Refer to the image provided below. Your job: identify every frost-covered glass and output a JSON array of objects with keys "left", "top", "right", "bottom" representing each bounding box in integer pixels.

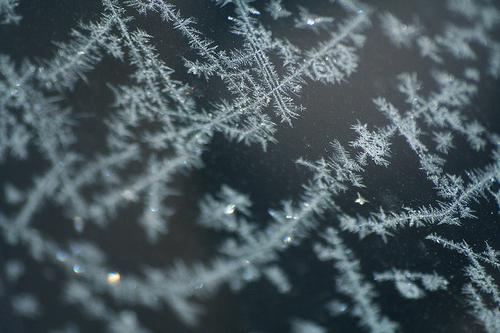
[{"left": 0, "top": 0, "right": 499, "bottom": 332}]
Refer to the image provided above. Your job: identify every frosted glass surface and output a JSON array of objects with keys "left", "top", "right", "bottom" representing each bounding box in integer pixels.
[{"left": 0, "top": 1, "right": 499, "bottom": 332}]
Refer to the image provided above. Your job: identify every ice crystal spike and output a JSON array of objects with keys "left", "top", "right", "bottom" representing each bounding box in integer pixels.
[
  {"left": 427, "top": 235, "right": 500, "bottom": 333},
  {"left": 314, "top": 227, "right": 399, "bottom": 333}
]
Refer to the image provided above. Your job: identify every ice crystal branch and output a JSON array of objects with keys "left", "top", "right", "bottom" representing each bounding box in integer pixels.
[
  {"left": 374, "top": 269, "right": 448, "bottom": 299},
  {"left": 379, "top": 12, "right": 421, "bottom": 48},
  {"left": 38, "top": 12, "right": 122, "bottom": 91},
  {"left": 314, "top": 227, "right": 398, "bottom": 333},
  {"left": 350, "top": 121, "right": 392, "bottom": 167},
  {"left": 265, "top": 0, "right": 291, "bottom": 20},
  {"left": 130, "top": 181, "right": 333, "bottom": 324},
  {"left": 294, "top": 7, "right": 334, "bottom": 33},
  {"left": 380, "top": 0, "right": 500, "bottom": 77},
  {"left": 96, "top": 142, "right": 373, "bottom": 325},
  {"left": 340, "top": 161, "right": 499, "bottom": 239},
  {"left": 131, "top": 0, "right": 369, "bottom": 125},
  {"left": 427, "top": 235, "right": 500, "bottom": 332},
  {"left": 337, "top": 66, "right": 498, "bottom": 241}
]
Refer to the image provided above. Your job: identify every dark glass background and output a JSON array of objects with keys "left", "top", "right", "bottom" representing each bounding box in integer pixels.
[{"left": 0, "top": 1, "right": 499, "bottom": 332}]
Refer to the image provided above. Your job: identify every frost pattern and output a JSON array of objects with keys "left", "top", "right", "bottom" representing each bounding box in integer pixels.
[
  {"left": 381, "top": 0, "right": 500, "bottom": 77},
  {"left": 314, "top": 227, "right": 399, "bottom": 333},
  {"left": 0, "top": 0, "right": 499, "bottom": 332},
  {"left": 0, "top": 0, "right": 19, "bottom": 24},
  {"left": 374, "top": 269, "right": 448, "bottom": 299},
  {"left": 427, "top": 235, "right": 500, "bottom": 333}
]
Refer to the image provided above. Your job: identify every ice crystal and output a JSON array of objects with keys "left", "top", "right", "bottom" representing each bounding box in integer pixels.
[
  {"left": 314, "top": 227, "right": 399, "bottom": 333},
  {"left": 374, "top": 269, "right": 448, "bottom": 299}
]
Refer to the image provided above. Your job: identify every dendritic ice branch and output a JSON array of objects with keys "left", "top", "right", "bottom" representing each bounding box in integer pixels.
[
  {"left": 125, "top": 180, "right": 333, "bottom": 324},
  {"left": 0, "top": 1, "right": 366, "bottom": 329},
  {"left": 54, "top": 0, "right": 370, "bottom": 241},
  {"left": 380, "top": 0, "right": 500, "bottom": 77},
  {"left": 294, "top": 6, "right": 334, "bottom": 33},
  {"left": 337, "top": 69, "right": 499, "bottom": 240},
  {"left": 339, "top": 160, "right": 500, "bottom": 239},
  {"left": 130, "top": 0, "right": 370, "bottom": 125},
  {"left": 265, "top": 0, "right": 291, "bottom": 20},
  {"left": 314, "top": 227, "right": 398, "bottom": 333},
  {"left": 379, "top": 12, "right": 421, "bottom": 48},
  {"left": 94, "top": 139, "right": 378, "bottom": 325},
  {"left": 374, "top": 269, "right": 448, "bottom": 299},
  {"left": 427, "top": 235, "right": 500, "bottom": 333}
]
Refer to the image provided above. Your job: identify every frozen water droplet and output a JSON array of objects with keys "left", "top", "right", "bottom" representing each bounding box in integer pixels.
[
  {"left": 107, "top": 272, "right": 121, "bottom": 285},
  {"left": 249, "top": 8, "right": 261, "bottom": 15},
  {"left": 282, "top": 235, "right": 293, "bottom": 244},
  {"left": 224, "top": 204, "right": 236, "bottom": 215}
]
